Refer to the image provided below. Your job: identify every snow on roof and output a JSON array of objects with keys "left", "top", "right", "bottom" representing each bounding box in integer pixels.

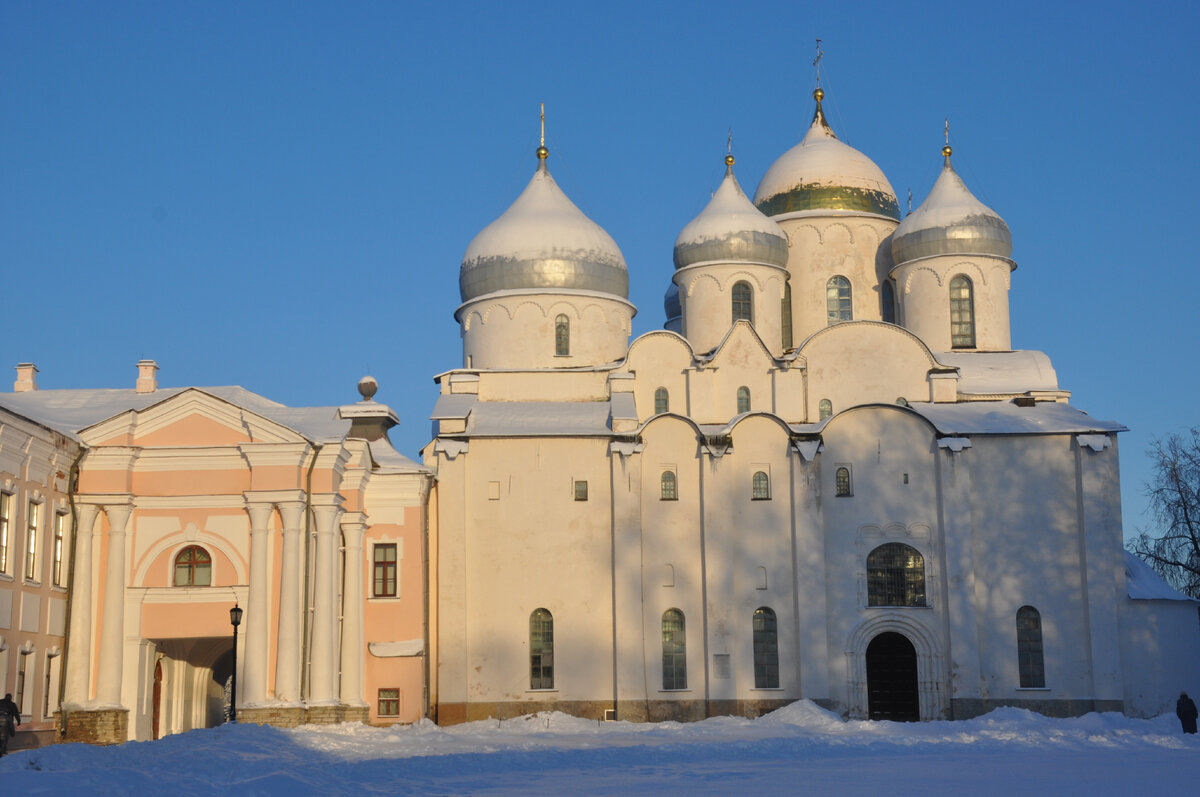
[
  {"left": 936, "top": 350, "right": 1059, "bottom": 394},
  {"left": 908, "top": 401, "right": 1126, "bottom": 435},
  {"left": 367, "top": 439, "right": 427, "bottom": 473},
  {"left": 610, "top": 392, "right": 637, "bottom": 421},
  {"left": 674, "top": 164, "right": 788, "bottom": 268},
  {"left": 0, "top": 386, "right": 348, "bottom": 443},
  {"left": 892, "top": 157, "right": 1012, "bottom": 264},
  {"left": 464, "top": 401, "right": 612, "bottom": 437},
  {"left": 1125, "top": 551, "right": 1196, "bottom": 601},
  {"left": 431, "top": 393, "right": 479, "bottom": 420}
]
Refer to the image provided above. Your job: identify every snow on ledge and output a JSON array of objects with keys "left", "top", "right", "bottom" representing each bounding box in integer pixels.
[{"left": 369, "top": 639, "right": 425, "bottom": 657}]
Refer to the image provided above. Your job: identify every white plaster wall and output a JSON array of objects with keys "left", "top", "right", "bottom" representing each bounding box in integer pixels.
[
  {"left": 460, "top": 293, "right": 633, "bottom": 370},
  {"left": 800, "top": 323, "right": 936, "bottom": 419},
  {"left": 675, "top": 264, "right": 787, "bottom": 357},
  {"left": 1119, "top": 599, "right": 1200, "bottom": 717},
  {"left": 623, "top": 333, "right": 694, "bottom": 423},
  {"left": 895, "top": 256, "right": 1012, "bottom": 351},
  {"left": 778, "top": 216, "right": 898, "bottom": 344}
]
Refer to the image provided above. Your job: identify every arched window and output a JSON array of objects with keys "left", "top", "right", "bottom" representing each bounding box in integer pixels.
[
  {"left": 662, "top": 609, "right": 687, "bottom": 689},
  {"left": 949, "top": 276, "right": 975, "bottom": 348},
  {"left": 732, "top": 281, "right": 753, "bottom": 324},
  {"left": 555, "top": 314, "right": 570, "bottom": 356},
  {"left": 819, "top": 399, "right": 833, "bottom": 421},
  {"left": 660, "top": 471, "right": 678, "bottom": 501},
  {"left": 866, "top": 543, "right": 926, "bottom": 607},
  {"left": 530, "top": 608, "right": 554, "bottom": 689},
  {"left": 654, "top": 387, "right": 669, "bottom": 415},
  {"left": 736, "top": 386, "right": 751, "bottom": 414},
  {"left": 781, "top": 282, "right": 793, "bottom": 349},
  {"left": 881, "top": 280, "right": 896, "bottom": 324},
  {"left": 752, "top": 471, "right": 770, "bottom": 500},
  {"left": 1016, "top": 606, "right": 1045, "bottom": 688},
  {"left": 174, "top": 545, "right": 212, "bottom": 587},
  {"left": 753, "top": 607, "right": 779, "bottom": 688},
  {"left": 826, "top": 276, "right": 852, "bottom": 324},
  {"left": 835, "top": 466, "right": 851, "bottom": 496}
]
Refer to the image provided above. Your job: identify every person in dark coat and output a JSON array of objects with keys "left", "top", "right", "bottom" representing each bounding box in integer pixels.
[
  {"left": 0, "top": 693, "right": 19, "bottom": 755},
  {"left": 1178, "top": 691, "right": 1198, "bottom": 734}
]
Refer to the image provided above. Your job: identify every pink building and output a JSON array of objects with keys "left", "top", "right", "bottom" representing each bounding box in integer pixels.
[{"left": 0, "top": 362, "right": 430, "bottom": 745}]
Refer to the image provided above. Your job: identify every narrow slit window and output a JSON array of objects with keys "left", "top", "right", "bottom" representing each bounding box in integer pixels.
[
  {"left": 0, "top": 493, "right": 10, "bottom": 573},
  {"left": 662, "top": 609, "right": 687, "bottom": 690},
  {"left": 781, "top": 282, "right": 793, "bottom": 349},
  {"left": 25, "top": 500, "right": 39, "bottom": 580},
  {"left": 753, "top": 607, "right": 779, "bottom": 688},
  {"left": 732, "top": 281, "right": 753, "bottom": 324},
  {"left": 530, "top": 608, "right": 554, "bottom": 689},
  {"left": 1017, "top": 606, "right": 1045, "bottom": 688},
  {"left": 52, "top": 512, "right": 66, "bottom": 586},
  {"left": 881, "top": 280, "right": 896, "bottom": 324},
  {"left": 949, "top": 275, "right": 976, "bottom": 348},
  {"left": 555, "top": 314, "right": 570, "bottom": 356}
]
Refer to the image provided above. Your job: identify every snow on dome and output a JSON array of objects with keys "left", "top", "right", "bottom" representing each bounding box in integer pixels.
[
  {"left": 460, "top": 159, "right": 628, "bottom": 303},
  {"left": 753, "top": 92, "right": 899, "bottom": 220},
  {"left": 674, "top": 157, "right": 789, "bottom": 270},
  {"left": 892, "top": 148, "right": 1012, "bottom": 265}
]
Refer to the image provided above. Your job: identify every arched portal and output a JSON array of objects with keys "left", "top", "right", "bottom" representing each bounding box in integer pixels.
[{"left": 866, "top": 632, "right": 919, "bottom": 721}]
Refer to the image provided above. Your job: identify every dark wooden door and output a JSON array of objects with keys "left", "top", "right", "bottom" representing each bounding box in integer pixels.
[{"left": 866, "top": 632, "right": 919, "bottom": 721}]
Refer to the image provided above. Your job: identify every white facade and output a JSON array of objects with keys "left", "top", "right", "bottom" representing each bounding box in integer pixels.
[{"left": 424, "top": 91, "right": 1198, "bottom": 724}]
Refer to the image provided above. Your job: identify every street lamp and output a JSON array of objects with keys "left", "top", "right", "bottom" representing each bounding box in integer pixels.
[{"left": 229, "top": 603, "right": 243, "bottom": 723}]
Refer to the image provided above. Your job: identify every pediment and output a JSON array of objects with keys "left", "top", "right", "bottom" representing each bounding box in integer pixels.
[
  {"left": 82, "top": 389, "right": 307, "bottom": 447},
  {"left": 707, "top": 321, "right": 776, "bottom": 369}
]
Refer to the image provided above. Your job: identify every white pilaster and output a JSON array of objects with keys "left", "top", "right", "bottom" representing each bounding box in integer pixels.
[
  {"left": 96, "top": 502, "right": 132, "bottom": 707},
  {"left": 63, "top": 502, "right": 100, "bottom": 705},
  {"left": 309, "top": 497, "right": 342, "bottom": 703},
  {"left": 243, "top": 501, "right": 275, "bottom": 704},
  {"left": 274, "top": 500, "right": 306, "bottom": 703},
  {"left": 339, "top": 514, "right": 367, "bottom": 707}
]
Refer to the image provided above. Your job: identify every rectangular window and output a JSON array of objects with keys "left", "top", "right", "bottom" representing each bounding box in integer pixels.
[
  {"left": 377, "top": 688, "right": 400, "bottom": 717},
  {"left": 574, "top": 480, "right": 588, "bottom": 501},
  {"left": 16, "top": 652, "right": 29, "bottom": 714},
  {"left": 43, "top": 656, "right": 53, "bottom": 718},
  {"left": 373, "top": 544, "right": 397, "bottom": 598},
  {"left": 25, "top": 500, "right": 39, "bottom": 581},
  {"left": 53, "top": 512, "right": 66, "bottom": 586},
  {"left": 0, "top": 493, "right": 10, "bottom": 573}
]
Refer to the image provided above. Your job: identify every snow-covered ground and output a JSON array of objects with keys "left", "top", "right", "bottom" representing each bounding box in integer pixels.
[{"left": 2, "top": 702, "right": 1197, "bottom": 795}]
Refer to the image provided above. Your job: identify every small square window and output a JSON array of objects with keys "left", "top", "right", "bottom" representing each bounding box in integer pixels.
[
  {"left": 378, "top": 688, "right": 400, "bottom": 717},
  {"left": 574, "top": 480, "right": 588, "bottom": 501}
]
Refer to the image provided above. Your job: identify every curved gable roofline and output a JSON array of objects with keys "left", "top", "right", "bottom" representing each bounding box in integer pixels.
[
  {"left": 724, "top": 410, "right": 796, "bottom": 437},
  {"left": 819, "top": 402, "right": 940, "bottom": 435},
  {"left": 794, "top": 320, "right": 942, "bottom": 369},
  {"left": 625, "top": 328, "right": 697, "bottom": 361},
  {"left": 703, "top": 319, "right": 780, "bottom": 365},
  {"left": 638, "top": 411, "right": 706, "bottom": 437},
  {"left": 639, "top": 409, "right": 798, "bottom": 440}
]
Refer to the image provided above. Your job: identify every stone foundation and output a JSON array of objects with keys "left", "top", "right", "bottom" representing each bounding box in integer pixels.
[
  {"left": 950, "top": 697, "right": 1125, "bottom": 719},
  {"left": 56, "top": 708, "right": 129, "bottom": 745},
  {"left": 236, "top": 704, "right": 369, "bottom": 729},
  {"left": 438, "top": 697, "right": 804, "bottom": 725}
]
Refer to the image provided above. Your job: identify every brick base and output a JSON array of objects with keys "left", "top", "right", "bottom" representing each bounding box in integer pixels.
[
  {"left": 56, "top": 708, "right": 129, "bottom": 745},
  {"left": 236, "top": 704, "right": 368, "bottom": 729}
]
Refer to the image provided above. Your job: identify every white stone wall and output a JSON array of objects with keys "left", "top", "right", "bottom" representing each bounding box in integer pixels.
[{"left": 894, "top": 255, "right": 1013, "bottom": 351}]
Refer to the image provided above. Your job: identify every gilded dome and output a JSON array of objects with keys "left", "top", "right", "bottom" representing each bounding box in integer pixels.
[
  {"left": 753, "top": 91, "right": 899, "bottom": 220},
  {"left": 674, "top": 156, "right": 789, "bottom": 270},
  {"left": 892, "top": 147, "right": 1012, "bottom": 265},
  {"left": 460, "top": 156, "right": 628, "bottom": 303}
]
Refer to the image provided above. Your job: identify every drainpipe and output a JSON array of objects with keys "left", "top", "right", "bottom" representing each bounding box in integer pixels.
[
  {"left": 421, "top": 473, "right": 433, "bottom": 720},
  {"left": 300, "top": 443, "right": 321, "bottom": 702},
  {"left": 56, "top": 443, "right": 87, "bottom": 738}
]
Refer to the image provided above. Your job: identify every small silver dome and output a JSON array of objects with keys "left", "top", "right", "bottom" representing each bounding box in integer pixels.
[
  {"left": 892, "top": 148, "right": 1012, "bottom": 265},
  {"left": 674, "top": 157, "right": 789, "bottom": 270},
  {"left": 460, "top": 157, "right": 628, "bottom": 303},
  {"left": 754, "top": 90, "right": 899, "bottom": 221}
]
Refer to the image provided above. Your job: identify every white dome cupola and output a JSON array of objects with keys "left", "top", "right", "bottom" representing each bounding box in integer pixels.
[
  {"left": 891, "top": 143, "right": 1016, "bottom": 351},
  {"left": 672, "top": 154, "right": 790, "bottom": 356},
  {"left": 456, "top": 133, "right": 636, "bottom": 370}
]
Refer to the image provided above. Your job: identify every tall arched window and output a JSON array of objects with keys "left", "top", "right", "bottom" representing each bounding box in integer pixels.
[
  {"left": 866, "top": 543, "right": 926, "bottom": 607},
  {"left": 662, "top": 609, "right": 687, "bottom": 689},
  {"left": 881, "top": 280, "right": 896, "bottom": 324},
  {"left": 752, "top": 471, "right": 770, "bottom": 500},
  {"left": 949, "top": 275, "right": 975, "bottom": 348},
  {"left": 732, "top": 281, "right": 753, "bottom": 323},
  {"left": 530, "top": 608, "right": 554, "bottom": 689},
  {"left": 835, "top": 466, "right": 851, "bottom": 496},
  {"left": 660, "top": 471, "right": 678, "bottom": 501},
  {"left": 826, "top": 276, "right": 852, "bottom": 324},
  {"left": 555, "top": 314, "right": 570, "bottom": 356},
  {"left": 819, "top": 399, "right": 833, "bottom": 421},
  {"left": 753, "top": 607, "right": 779, "bottom": 688},
  {"left": 654, "top": 387, "right": 669, "bottom": 415},
  {"left": 781, "top": 282, "right": 793, "bottom": 349},
  {"left": 1016, "top": 606, "right": 1045, "bottom": 688},
  {"left": 174, "top": 545, "right": 212, "bottom": 587},
  {"left": 736, "top": 386, "right": 751, "bottom": 414}
]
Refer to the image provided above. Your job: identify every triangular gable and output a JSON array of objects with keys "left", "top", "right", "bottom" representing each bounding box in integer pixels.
[
  {"left": 82, "top": 388, "right": 310, "bottom": 447},
  {"left": 706, "top": 320, "right": 777, "bottom": 369}
]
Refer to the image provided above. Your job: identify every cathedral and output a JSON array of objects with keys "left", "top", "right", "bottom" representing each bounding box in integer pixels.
[{"left": 0, "top": 87, "right": 1196, "bottom": 746}]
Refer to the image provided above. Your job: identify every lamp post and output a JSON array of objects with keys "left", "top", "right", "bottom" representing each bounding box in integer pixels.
[{"left": 229, "top": 603, "right": 243, "bottom": 723}]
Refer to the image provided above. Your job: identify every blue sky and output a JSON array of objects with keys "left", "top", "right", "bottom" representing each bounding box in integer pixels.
[{"left": 2, "top": 1, "right": 1197, "bottom": 539}]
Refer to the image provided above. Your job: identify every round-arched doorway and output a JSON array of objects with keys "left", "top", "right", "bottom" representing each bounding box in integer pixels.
[{"left": 866, "top": 631, "right": 919, "bottom": 721}]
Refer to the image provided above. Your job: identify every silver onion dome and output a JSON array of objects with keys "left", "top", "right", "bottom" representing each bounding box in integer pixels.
[
  {"left": 891, "top": 145, "right": 1012, "bottom": 265},
  {"left": 753, "top": 89, "right": 900, "bottom": 220},
  {"left": 459, "top": 149, "right": 628, "bottom": 303},
  {"left": 674, "top": 155, "right": 789, "bottom": 270}
]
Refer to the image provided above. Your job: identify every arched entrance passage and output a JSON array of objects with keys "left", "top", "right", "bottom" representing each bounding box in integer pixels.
[{"left": 866, "top": 632, "right": 919, "bottom": 721}]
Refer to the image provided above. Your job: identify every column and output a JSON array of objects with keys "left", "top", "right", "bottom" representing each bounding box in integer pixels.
[
  {"left": 243, "top": 501, "right": 275, "bottom": 705},
  {"left": 96, "top": 503, "right": 132, "bottom": 707},
  {"left": 339, "top": 514, "right": 367, "bottom": 707},
  {"left": 274, "top": 501, "right": 306, "bottom": 703},
  {"left": 63, "top": 503, "right": 100, "bottom": 705},
  {"left": 309, "top": 498, "right": 342, "bottom": 703}
]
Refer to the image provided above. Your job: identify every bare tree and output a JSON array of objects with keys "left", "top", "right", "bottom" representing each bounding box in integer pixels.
[{"left": 1129, "top": 427, "right": 1200, "bottom": 598}]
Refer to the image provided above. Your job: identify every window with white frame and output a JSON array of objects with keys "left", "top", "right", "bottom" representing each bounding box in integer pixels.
[
  {"left": 0, "top": 492, "right": 11, "bottom": 574},
  {"left": 52, "top": 511, "right": 67, "bottom": 587},
  {"left": 24, "top": 500, "right": 40, "bottom": 581}
]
